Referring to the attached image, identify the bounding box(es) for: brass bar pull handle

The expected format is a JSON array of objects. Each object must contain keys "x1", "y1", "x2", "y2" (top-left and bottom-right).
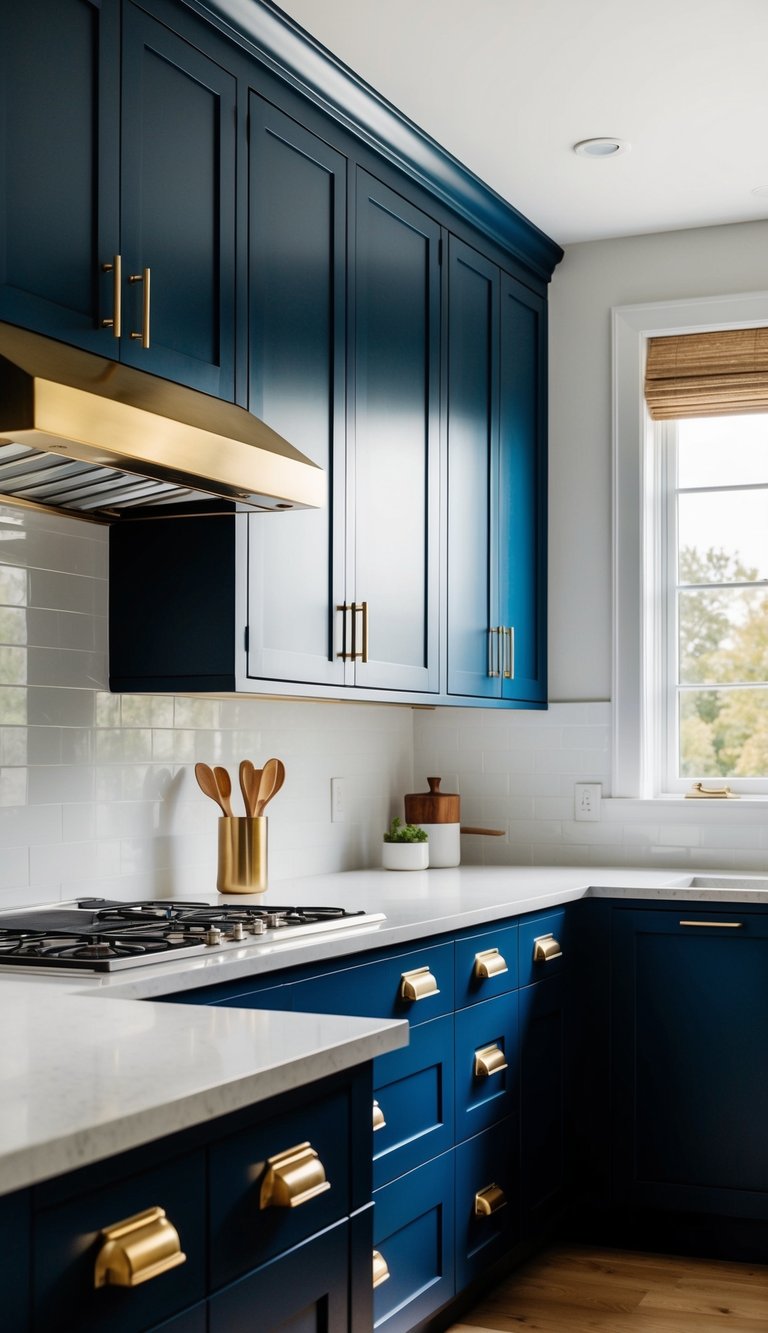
[
  {"x1": 680, "y1": 920, "x2": 744, "y2": 929},
  {"x1": 129, "y1": 267, "x2": 151, "y2": 348},
  {"x1": 372, "y1": 1249, "x2": 390, "y2": 1288},
  {"x1": 474, "y1": 947, "x2": 508, "y2": 980},
  {"x1": 474, "y1": 1183, "x2": 507, "y2": 1217},
  {"x1": 336, "y1": 603, "x2": 350, "y2": 660},
  {"x1": 360, "y1": 601, "x2": 369, "y2": 663},
  {"x1": 101, "y1": 255, "x2": 122, "y2": 338},
  {"x1": 533, "y1": 933, "x2": 563, "y2": 963},
  {"x1": 372, "y1": 1099, "x2": 386, "y2": 1132},
  {"x1": 93, "y1": 1206, "x2": 186, "y2": 1289},
  {"x1": 259, "y1": 1142, "x2": 331, "y2": 1210},
  {"x1": 474, "y1": 1042, "x2": 508, "y2": 1078},
  {"x1": 400, "y1": 966, "x2": 440, "y2": 1002},
  {"x1": 504, "y1": 626, "x2": 514, "y2": 679},
  {"x1": 348, "y1": 602, "x2": 369, "y2": 662},
  {"x1": 487, "y1": 627, "x2": 500, "y2": 678}
]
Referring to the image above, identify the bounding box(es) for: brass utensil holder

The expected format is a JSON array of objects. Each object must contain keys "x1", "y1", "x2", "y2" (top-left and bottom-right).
[{"x1": 217, "y1": 817, "x2": 268, "y2": 894}]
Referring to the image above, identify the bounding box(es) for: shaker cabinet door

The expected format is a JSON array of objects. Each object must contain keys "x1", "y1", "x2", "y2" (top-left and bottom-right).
[
  {"x1": 446, "y1": 237, "x2": 500, "y2": 699},
  {"x1": 0, "y1": 0, "x2": 120, "y2": 353},
  {"x1": 351, "y1": 169, "x2": 441, "y2": 693},
  {"x1": 246, "y1": 95, "x2": 348, "y2": 687},
  {"x1": 119, "y1": 3, "x2": 237, "y2": 397}
]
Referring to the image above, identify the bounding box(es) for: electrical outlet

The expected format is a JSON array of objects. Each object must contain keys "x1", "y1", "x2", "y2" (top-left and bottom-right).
[
  {"x1": 331, "y1": 777, "x2": 345, "y2": 823},
  {"x1": 574, "y1": 782, "x2": 601, "y2": 822}
]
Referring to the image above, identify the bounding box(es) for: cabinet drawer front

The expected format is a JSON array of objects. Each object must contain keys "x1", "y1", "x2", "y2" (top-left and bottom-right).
[
  {"x1": 373, "y1": 1015, "x2": 454, "y2": 1188},
  {"x1": 455, "y1": 1117, "x2": 520, "y2": 1290},
  {"x1": 455, "y1": 923, "x2": 518, "y2": 1008},
  {"x1": 33, "y1": 1151, "x2": 205, "y2": 1333},
  {"x1": 518, "y1": 907, "x2": 570, "y2": 987},
  {"x1": 455, "y1": 992, "x2": 519, "y2": 1141},
  {"x1": 373, "y1": 1153, "x2": 454, "y2": 1332},
  {"x1": 209, "y1": 1085, "x2": 351, "y2": 1290},
  {"x1": 209, "y1": 1220, "x2": 349, "y2": 1333},
  {"x1": 290, "y1": 941, "x2": 454, "y2": 1026},
  {"x1": 149, "y1": 1303, "x2": 206, "y2": 1333}
]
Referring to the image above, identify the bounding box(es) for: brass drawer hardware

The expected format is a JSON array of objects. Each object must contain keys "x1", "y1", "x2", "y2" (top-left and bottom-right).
[
  {"x1": 400, "y1": 966, "x2": 440, "y2": 1002},
  {"x1": 474, "y1": 1183, "x2": 507, "y2": 1217},
  {"x1": 474, "y1": 947, "x2": 508, "y2": 980},
  {"x1": 474, "y1": 1042, "x2": 508, "y2": 1078},
  {"x1": 336, "y1": 601, "x2": 369, "y2": 661},
  {"x1": 533, "y1": 933, "x2": 562, "y2": 963},
  {"x1": 680, "y1": 920, "x2": 744, "y2": 928},
  {"x1": 355, "y1": 601, "x2": 369, "y2": 663},
  {"x1": 101, "y1": 254, "x2": 122, "y2": 338},
  {"x1": 372, "y1": 1099, "x2": 386, "y2": 1132},
  {"x1": 129, "y1": 267, "x2": 151, "y2": 348},
  {"x1": 259, "y1": 1142, "x2": 331, "y2": 1210},
  {"x1": 372, "y1": 1249, "x2": 390, "y2": 1288},
  {"x1": 503, "y1": 626, "x2": 515, "y2": 680},
  {"x1": 93, "y1": 1206, "x2": 186, "y2": 1289}
]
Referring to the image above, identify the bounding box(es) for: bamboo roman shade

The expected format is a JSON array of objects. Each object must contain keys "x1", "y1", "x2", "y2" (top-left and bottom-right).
[{"x1": 644, "y1": 327, "x2": 768, "y2": 420}]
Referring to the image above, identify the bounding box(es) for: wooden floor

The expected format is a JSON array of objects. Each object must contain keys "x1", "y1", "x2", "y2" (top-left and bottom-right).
[{"x1": 448, "y1": 1244, "x2": 768, "y2": 1332}]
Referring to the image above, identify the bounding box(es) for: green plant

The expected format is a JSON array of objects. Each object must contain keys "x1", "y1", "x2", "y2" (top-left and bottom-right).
[{"x1": 383, "y1": 816, "x2": 428, "y2": 844}]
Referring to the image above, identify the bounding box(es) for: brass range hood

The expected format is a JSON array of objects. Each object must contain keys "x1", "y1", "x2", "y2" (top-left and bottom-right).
[{"x1": 0, "y1": 324, "x2": 325, "y2": 522}]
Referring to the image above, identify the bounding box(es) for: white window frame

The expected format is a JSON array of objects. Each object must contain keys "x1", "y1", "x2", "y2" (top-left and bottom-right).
[{"x1": 612, "y1": 291, "x2": 768, "y2": 798}]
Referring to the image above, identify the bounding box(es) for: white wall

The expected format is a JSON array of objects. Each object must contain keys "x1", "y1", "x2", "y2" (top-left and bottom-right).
[
  {"x1": 548, "y1": 217, "x2": 768, "y2": 701},
  {"x1": 0, "y1": 504, "x2": 412, "y2": 907}
]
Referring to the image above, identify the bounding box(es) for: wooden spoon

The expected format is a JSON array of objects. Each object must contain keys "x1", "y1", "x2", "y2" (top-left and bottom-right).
[
  {"x1": 195, "y1": 762, "x2": 230, "y2": 816},
  {"x1": 255, "y1": 757, "x2": 285, "y2": 816},
  {"x1": 239, "y1": 760, "x2": 261, "y2": 818},
  {"x1": 213, "y1": 766, "x2": 234, "y2": 817}
]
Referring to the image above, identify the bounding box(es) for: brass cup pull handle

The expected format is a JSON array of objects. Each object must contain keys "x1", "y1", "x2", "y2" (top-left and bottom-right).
[
  {"x1": 259, "y1": 1142, "x2": 331, "y2": 1210},
  {"x1": 474, "y1": 947, "x2": 508, "y2": 980},
  {"x1": 101, "y1": 254, "x2": 122, "y2": 338},
  {"x1": 533, "y1": 933, "x2": 563, "y2": 963},
  {"x1": 129, "y1": 267, "x2": 151, "y2": 348},
  {"x1": 93, "y1": 1206, "x2": 186, "y2": 1289},
  {"x1": 400, "y1": 966, "x2": 440, "y2": 1002},
  {"x1": 474, "y1": 1183, "x2": 507, "y2": 1217},
  {"x1": 372, "y1": 1099, "x2": 386, "y2": 1132},
  {"x1": 474, "y1": 1042, "x2": 508, "y2": 1078},
  {"x1": 372, "y1": 1249, "x2": 390, "y2": 1289}
]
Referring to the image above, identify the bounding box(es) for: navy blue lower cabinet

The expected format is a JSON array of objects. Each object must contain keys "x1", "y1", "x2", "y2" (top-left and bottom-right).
[
  {"x1": 611, "y1": 908, "x2": 768, "y2": 1220},
  {"x1": 519, "y1": 975, "x2": 566, "y2": 1233},
  {"x1": 372, "y1": 1014, "x2": 454, "y2": 1188},
  {"x1": 454, "y1": 1117, "x2": 520, "y2": 1291},
  {"x1": 32, "y1": 1150, "x2": 206, "y2": 1333},
  {"x1": 0, "y1": 1187, "x2": 30, "y2": 1332},
  {"x1": 148, "y1": 1303, "x2": 207, "y2": 1333},
  {"x1": 454, "y1": 991, "x2": 519, "y2": 1142},
  {"x1": 288, "y1": 941, "x2": 454, "y2": 1026},
  {"x1": 208, "y1": 1220, "x2": 350, "y2": 1332},
  {"x1": 372, "y1": 1152, "x2": 454, "y2": 1331}
]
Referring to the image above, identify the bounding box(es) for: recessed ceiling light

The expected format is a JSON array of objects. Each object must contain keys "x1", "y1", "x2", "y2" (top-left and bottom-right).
[
  {"x1": 751, "y1": 185, "x2": 768, "y2": 197},
  {"x1": 573, "y1": 137, "x2": 630, "y2": 158}
]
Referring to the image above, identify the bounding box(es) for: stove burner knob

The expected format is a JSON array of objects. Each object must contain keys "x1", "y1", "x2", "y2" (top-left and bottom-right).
[
  {"x1": 248, "y1": 919, "x2": 266, "y2": 936},
  {"x1": 265, "y1": 913, "x2": 284, "y2": 929},
  {"x1": 205, "y1": 927, "x2": 222, "y2": 947},
  {"x1": 228, "y1": 922, "x2": 246, "y2": 942}
]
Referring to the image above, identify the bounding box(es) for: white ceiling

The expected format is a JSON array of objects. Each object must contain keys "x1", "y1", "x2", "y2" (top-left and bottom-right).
[{"x1": 276, "y1": 0, "x2": 768, "y2": 246}]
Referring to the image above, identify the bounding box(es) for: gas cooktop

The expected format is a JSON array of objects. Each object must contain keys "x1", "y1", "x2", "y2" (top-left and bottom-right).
[{"x1": 0, "y1": 899, "x2": 385, "y2": 972}]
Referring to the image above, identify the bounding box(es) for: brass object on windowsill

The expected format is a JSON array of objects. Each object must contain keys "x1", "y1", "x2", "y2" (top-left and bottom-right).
[
  {"x1": 93, "y1": 1206, "x2": 186, "y2": 1289},
  {"x1": 685, "y1": 782, "x2": 739, "y2": 799},
  {"x1": 259, "y1": 1142, "x2": 331, "y2": 1210}
]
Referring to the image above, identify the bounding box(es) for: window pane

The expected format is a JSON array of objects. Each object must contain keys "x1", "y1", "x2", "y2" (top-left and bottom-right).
[
  {"x1": 679, "y1": 688, "x2": 768, "y2": 777},
  {"x1": 677, "y1": 490, "x2": 768, "y2": 583},
  {"x1": 678, "y1": 415, "x2": 768, "y2": 489},
  {"x1": 679, "y1": 588, "x2": 768, "y2": 684}
]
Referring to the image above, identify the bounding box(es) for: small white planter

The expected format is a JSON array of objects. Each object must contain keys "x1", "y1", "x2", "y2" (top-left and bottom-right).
[{"x1": 381, "y1": 840, "x2": 429, "y2": 871}]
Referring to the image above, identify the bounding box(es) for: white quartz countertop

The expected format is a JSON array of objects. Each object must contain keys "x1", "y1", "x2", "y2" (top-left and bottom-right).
[{"x1": 2, "y1": 862, "x2": 767, "y2": 1197}]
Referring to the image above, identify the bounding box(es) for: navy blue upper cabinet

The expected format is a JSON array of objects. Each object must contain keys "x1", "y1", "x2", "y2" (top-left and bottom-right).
[
  {"x1": 119, "y1": 4, "x2": 237, "y2": 396},
  {"x1": 350, "y1": 170, "x2": 441, "y2": 693},
  {"x1": 245, "y1": 96, "x2": 347, "y2": 687},
  {"x1": 0, "y1": 0, "x2": 120, "y2": 353},
  {"x1": 611, "y1": 908, "x2": 768, "y2": 1220},
  {"x1": 447, "y1": 237, "x2": 547, "y2": 704}
]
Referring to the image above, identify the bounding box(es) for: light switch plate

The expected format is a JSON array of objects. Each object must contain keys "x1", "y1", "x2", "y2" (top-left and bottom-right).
[{"x1": 574, "y1": 782, "x2": 601, "y2": 821}]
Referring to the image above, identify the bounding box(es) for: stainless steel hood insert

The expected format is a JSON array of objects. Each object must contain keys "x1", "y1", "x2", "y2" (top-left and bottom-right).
[{"x1": 0, "y1": 324, "x2": 325, "y2": 520}]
